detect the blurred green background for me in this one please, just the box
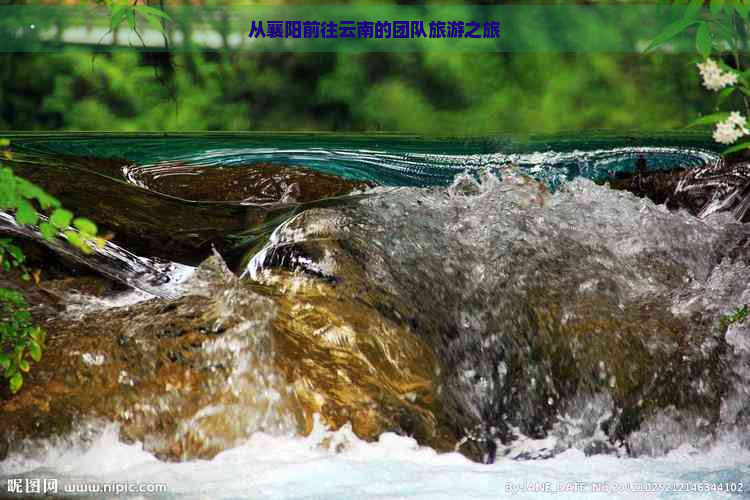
[0,1,718,134]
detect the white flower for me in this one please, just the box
[697,59,738,91]
[713,111,749,144]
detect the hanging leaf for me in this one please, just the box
[723,140,750,154]
[126,8,136,30]
[143,13,167,35]
[134,4,171,20]
[684,0,705,19]
[712,20,736,45]
[39,222,57,241]
[30,327,45,345]
[64,230,92,254]
[687,112,730,127]
[0,353,9,371]
[644,18,699,53]
[50,208,73,230]
[717,86,736,104]
[15,200,38,225]
[6,243,24,265]
[110,5,129,30]
[73,218,97,237]
[28,341,42,363]
[9,372,22,394]
[736,1,750,18]
[696,22,712,57]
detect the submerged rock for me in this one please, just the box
[4,156,371,267]
[0,254,465,462]
[123,161,374,204]
[609,156,750,223]
[249,173,750,460]
[1,256,301,461]
[2,173,749,465]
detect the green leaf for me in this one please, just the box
[722,140,750,154]
[644,18,699,53]
[110,5,129,29]
[18,359,29,373]
[143,13,167,35]
[39,222,57,241]
[50,208,73,230]
[73,218,97,237]
[711,20,735,44]
[696,22,712,57]
[718,86,736,104]
[16,178,42,200]
[9,372,22,393]
[684,0,705,19]
[36,192,60,210]
[0,169,18,209]
[0,139,9,147]
[28,341,41,362]
[134,4,171,20]
[126,8,136,30]
[0,353,9,371]
[64,230,85,251]
[687,111,730,127]
[6,244,24,265]
[711,0,725,15]
[4,365,18,378]
[736,1,750,17]
[716,58,737,74]
[30,327,44,344]
[15,345,24,364]
[15,200,38,225]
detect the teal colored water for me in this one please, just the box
[1,132,720,189]
[0,131,729,293]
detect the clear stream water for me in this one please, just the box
[0,133,748,499]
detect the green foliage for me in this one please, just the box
[648,0,750,153]
[0,138,100,394]
[0,239,25,274]
[103,0,172,37]
[0,1,717,134]
[720,305,749,330]
[644,17,699,54]
[686,111,731,127]
[0,156,100,254]
[647,0,750,55]
[0,288,45,394]
[0,49,703,134]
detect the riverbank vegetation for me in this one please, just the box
[0,140,100,393]
[2,50,714,134]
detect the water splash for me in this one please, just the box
[1,134,749,485]
[249,172,750,457]
[0,211,193,298]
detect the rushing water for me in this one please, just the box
[1,133,749,499]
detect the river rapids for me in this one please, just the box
[0,133,748,499]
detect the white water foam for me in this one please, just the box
[1,420,748,500]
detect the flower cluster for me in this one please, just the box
[713,111,749,144]
[697,59,738,91]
